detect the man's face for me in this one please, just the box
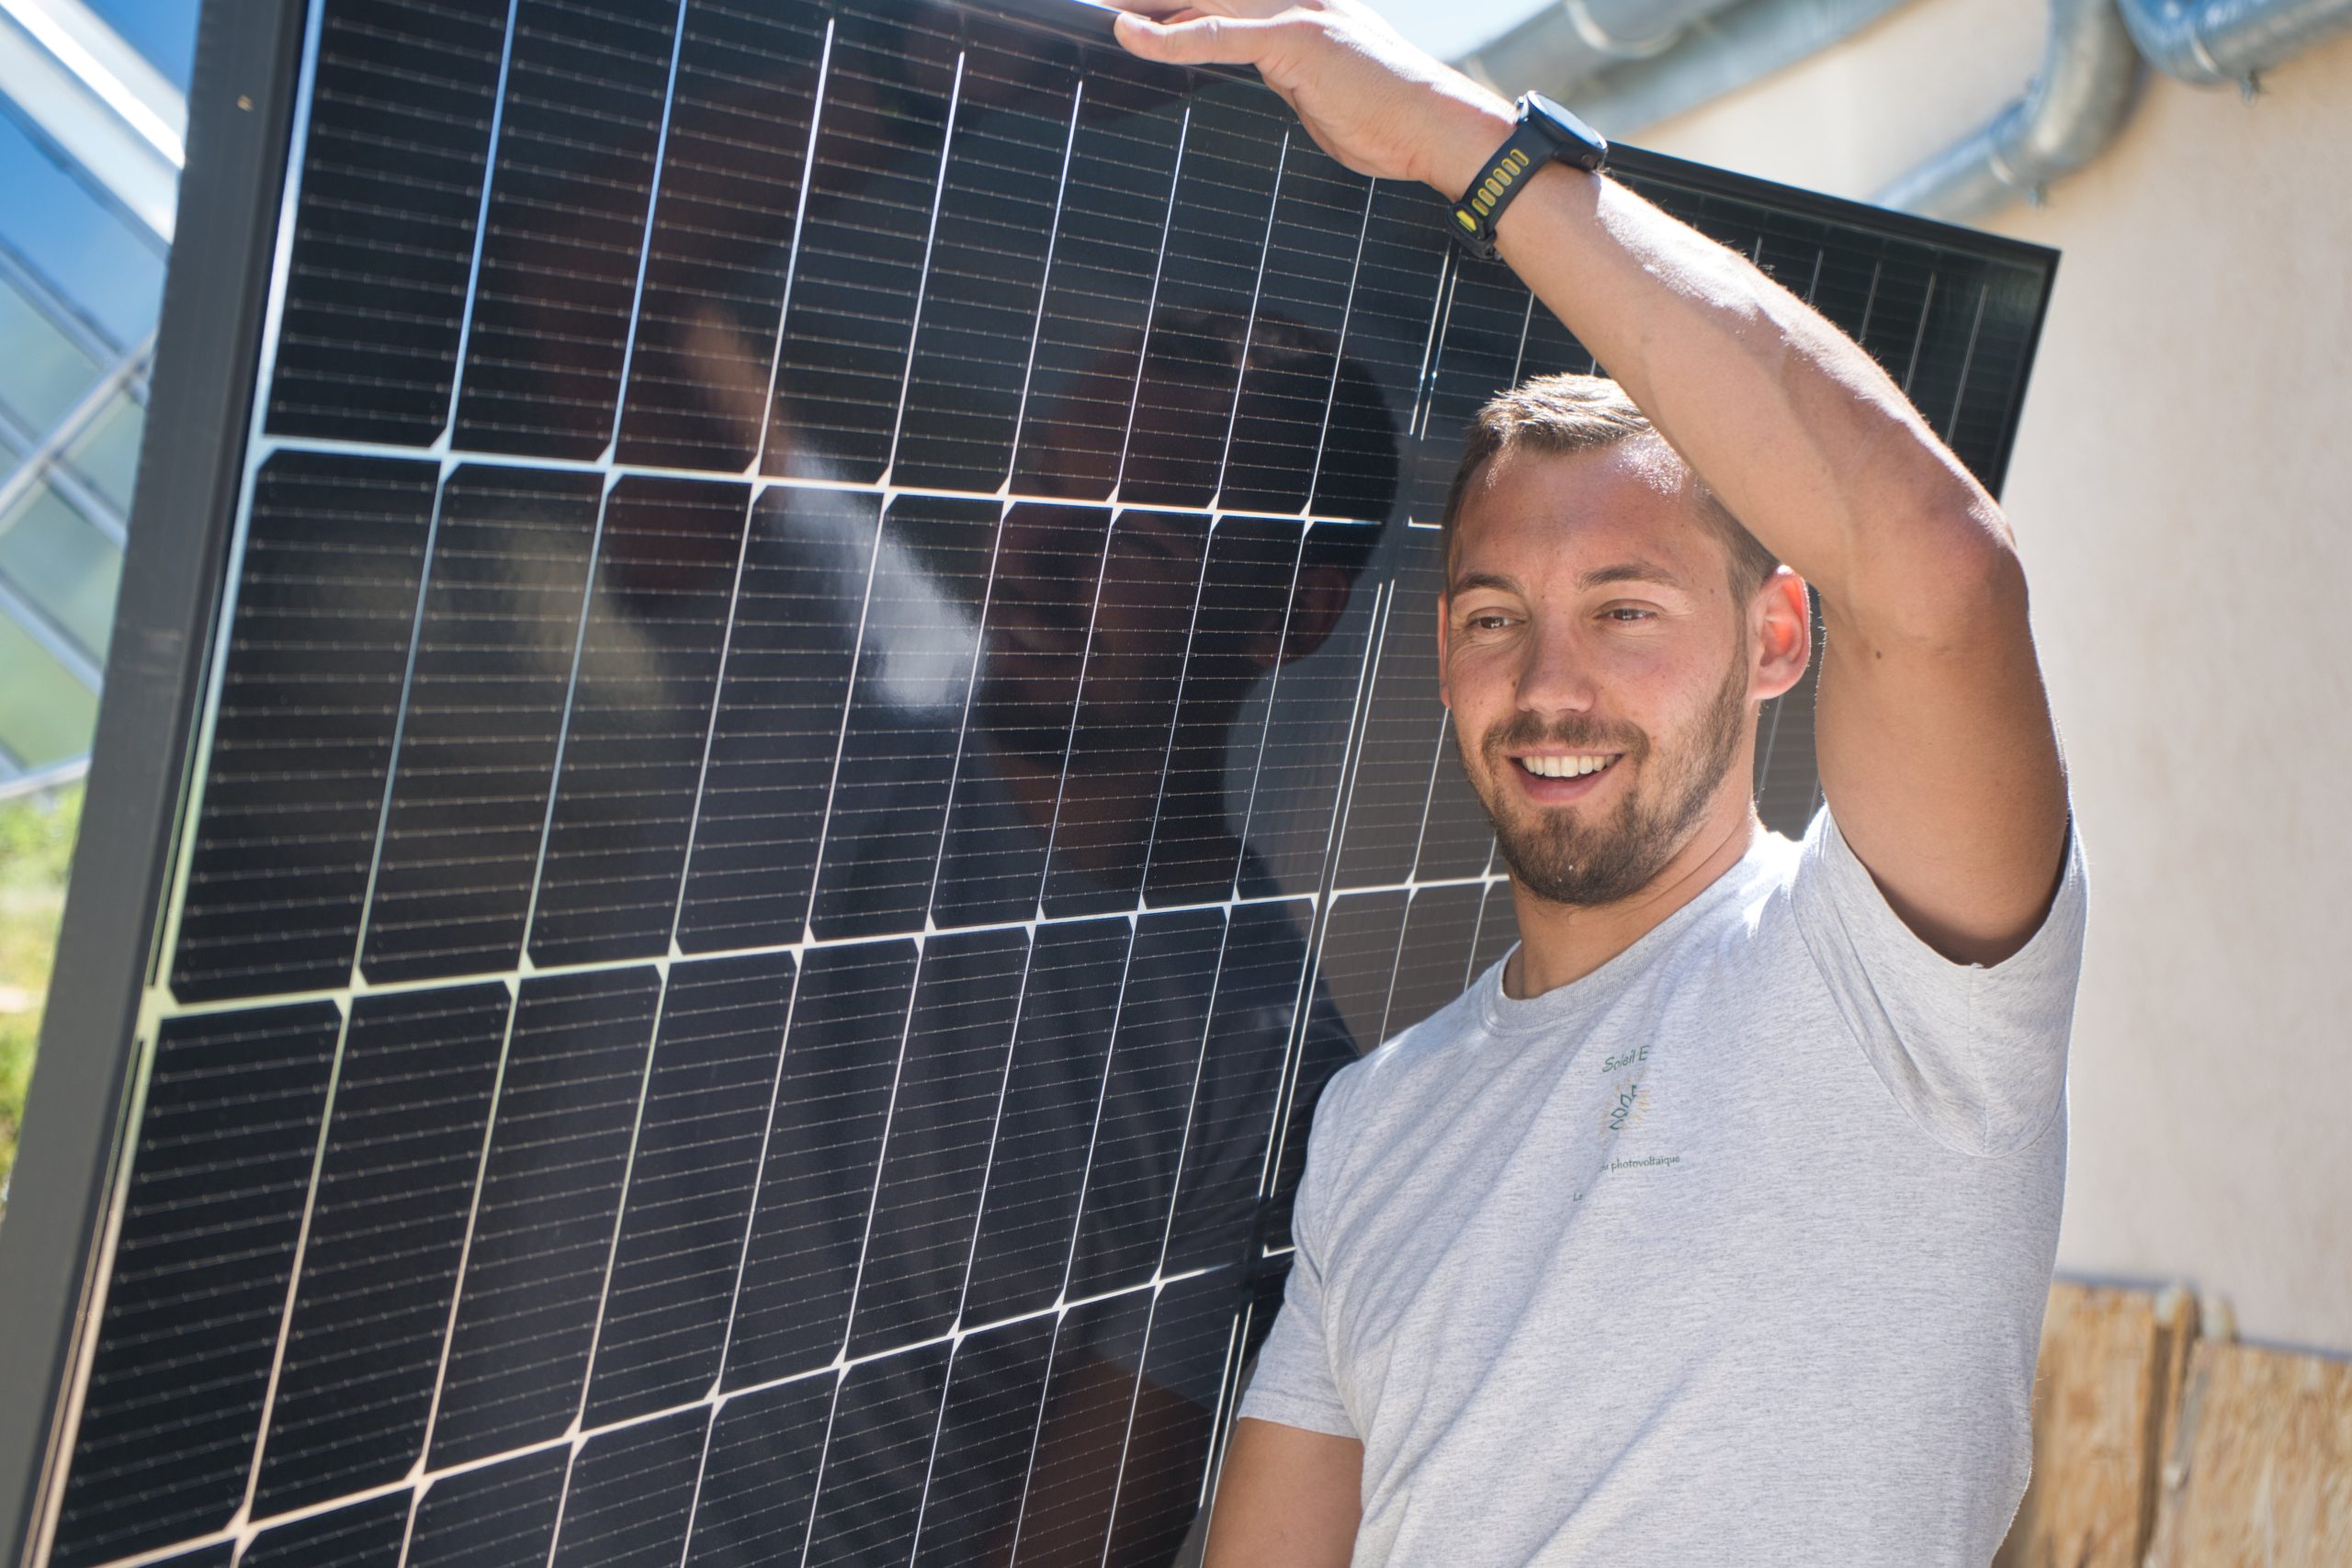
[1440,441,1776,908]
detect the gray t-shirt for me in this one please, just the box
[1238,806,2090,1565]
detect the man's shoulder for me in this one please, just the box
[1308,976,1489,1145]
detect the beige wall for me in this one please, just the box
[1641,0,2352,1353]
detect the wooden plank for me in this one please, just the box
[1996,1281,2195,1568]
[2144,1337,2352,1567]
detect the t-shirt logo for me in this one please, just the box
[1603,1077,1651,1134]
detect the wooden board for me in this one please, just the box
[2143,1337,2352,1567]
[1995,1281,2196,1568]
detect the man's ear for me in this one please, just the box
[1751,567,1812,703]
[1250,562,1354,670]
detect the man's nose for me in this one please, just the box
[1513,618,1599,715]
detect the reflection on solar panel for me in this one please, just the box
[0,0,2054,1562]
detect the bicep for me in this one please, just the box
[1813,536,2070,964]
[1203,1416,1362,1568]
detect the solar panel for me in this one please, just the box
[0,0,2055,1563]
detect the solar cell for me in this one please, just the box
[0,0,2055,1562]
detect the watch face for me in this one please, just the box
[1525,92,1607,165]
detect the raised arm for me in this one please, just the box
[1116,0,2070,964]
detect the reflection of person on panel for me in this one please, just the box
[764,310,1400,1561]
[592,32,1406,1551]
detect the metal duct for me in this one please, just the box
[2119,0,2352,85]
[1876,0,2352,221]
[1874,0,2141,220]
[1561,0,1917,135]
[1456,0,1748,96]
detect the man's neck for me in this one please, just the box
[1503,799,1762,999]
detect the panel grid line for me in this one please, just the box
[828,938,937,1367]
[1107,105,1190,503]
[1045,909,1148,1314]
[564,962,681,1432]
[1130,504,1224,902]
[411,980,525,1472]
[946,932,1046,1333]
[599,0,697,460]
[1205,129,1287,508]
[243,432,1399,527]
[1302,173,1380,507]
[230,998,358,1533]
[345,469,458,984]
[919,495,1018,928]
[1030,511,1124,919]
[879,50,968,483]
[1947,279,1991,433]
[708,941,813,1392]
[511,475,622,964]
[115,880,1419,1027]
[999,79,1086,491]
[435,0,526,446]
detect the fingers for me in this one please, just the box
[1101,0,1295,18]
[1113,9,1288,66]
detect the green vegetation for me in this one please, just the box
[1,780,81,1211]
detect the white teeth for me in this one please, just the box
[1520,754,1615,779]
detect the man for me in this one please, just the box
[1111,2,2087,1563]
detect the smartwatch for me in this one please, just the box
[1449,92,1609,261]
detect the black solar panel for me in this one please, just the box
[0,0,2054,1563]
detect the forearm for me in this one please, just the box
[1420,102,2013,625]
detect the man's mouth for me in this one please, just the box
[1513,753,1621,780]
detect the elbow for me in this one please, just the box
[1843,500,2032,660]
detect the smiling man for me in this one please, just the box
[1110,2,2089,1564]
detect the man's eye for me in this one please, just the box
[1604,606,1657,623]
[1468,613,1513,631]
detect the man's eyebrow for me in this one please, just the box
[1576,559,1687,592]
[1447,570,1524,598]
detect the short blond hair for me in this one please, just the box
[1441,373,1779,592]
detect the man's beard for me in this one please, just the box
[1468,649,1750,908]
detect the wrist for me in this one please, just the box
[1415,82,1516,198]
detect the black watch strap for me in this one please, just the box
[1449,92,1609,261]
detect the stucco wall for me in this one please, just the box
[1638,0,2352,1353]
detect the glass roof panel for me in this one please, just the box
[0,611,97,768]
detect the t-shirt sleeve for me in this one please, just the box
[1234,1084,1359,1439]
[1788,803,2089,1157]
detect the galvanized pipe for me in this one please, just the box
[1873,0,2142,220]
[2119,0,2352,86]
[1558,0,1917,135]
[1455,0,1748,96]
